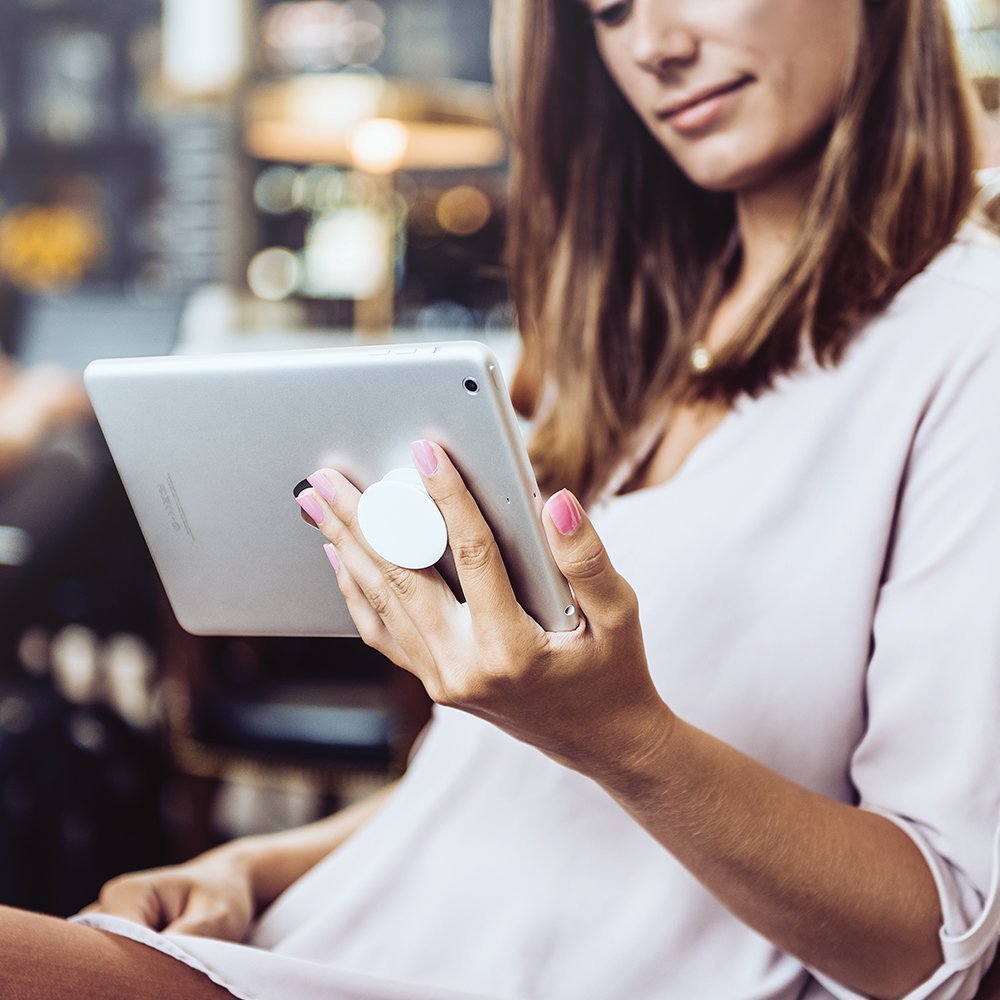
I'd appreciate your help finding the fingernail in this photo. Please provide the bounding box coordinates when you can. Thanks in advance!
[307,471,336,505]
[296,490,324,525]
[546,489,581,535]
[324,543,340,574]
[411,440,438,476]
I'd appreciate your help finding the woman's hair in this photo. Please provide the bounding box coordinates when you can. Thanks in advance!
[492,0,990,503]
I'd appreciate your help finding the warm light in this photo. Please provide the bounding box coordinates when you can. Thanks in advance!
[436,185,492,236]
[244,75,506,169]
[348,118,410,174]
[287,73,383,137]
[0,204,104,292]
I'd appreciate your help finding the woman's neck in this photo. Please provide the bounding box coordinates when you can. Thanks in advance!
[732,161,817,297]
[698,164,817,357]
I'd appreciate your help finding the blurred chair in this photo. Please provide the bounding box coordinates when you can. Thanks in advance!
[156,608,431,856]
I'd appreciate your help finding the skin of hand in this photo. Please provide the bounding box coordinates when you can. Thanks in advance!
[296,441,944,999]
[298,441,670,774]
[79,783,397,939]
[78,848,256,941]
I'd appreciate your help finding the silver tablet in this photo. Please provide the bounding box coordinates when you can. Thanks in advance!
[84,340,578,637]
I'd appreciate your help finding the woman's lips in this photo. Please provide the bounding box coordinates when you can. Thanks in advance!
[657,77,753,135]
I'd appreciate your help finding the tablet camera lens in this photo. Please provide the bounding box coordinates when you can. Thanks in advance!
[464,377,479,394]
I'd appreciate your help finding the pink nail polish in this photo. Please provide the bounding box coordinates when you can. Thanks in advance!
[324,543,340,574]
[307,471,336,505]
[546,490,581,535]
[411,440,438,476]
[296,490,324,525]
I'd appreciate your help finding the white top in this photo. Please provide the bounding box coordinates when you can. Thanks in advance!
[78,227,1000,1000]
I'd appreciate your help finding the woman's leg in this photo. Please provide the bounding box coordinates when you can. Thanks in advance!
[0,905,234,1000]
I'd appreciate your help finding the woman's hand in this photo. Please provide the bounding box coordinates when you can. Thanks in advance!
[79,847,256,941]
[295,440,673,775]
[79,785,396,942]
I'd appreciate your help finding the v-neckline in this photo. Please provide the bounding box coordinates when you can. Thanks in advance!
[606,396,747,504]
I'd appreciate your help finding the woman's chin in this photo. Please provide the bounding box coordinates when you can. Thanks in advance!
[678,159,776,196]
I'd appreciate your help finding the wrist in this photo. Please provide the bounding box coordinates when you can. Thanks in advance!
[581,695,680,792]
[203,835,274,907]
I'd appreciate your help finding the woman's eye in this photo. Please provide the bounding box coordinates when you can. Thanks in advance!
[589,2,629,28]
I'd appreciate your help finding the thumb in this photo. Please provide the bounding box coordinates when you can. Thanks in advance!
[543,489,629,616]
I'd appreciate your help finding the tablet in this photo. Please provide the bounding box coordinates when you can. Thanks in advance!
[84,340,578,637]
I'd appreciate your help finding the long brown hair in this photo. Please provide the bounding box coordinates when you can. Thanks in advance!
[492,0,989,504]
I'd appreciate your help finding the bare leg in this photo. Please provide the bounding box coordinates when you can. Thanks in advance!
[0,905,233,1000]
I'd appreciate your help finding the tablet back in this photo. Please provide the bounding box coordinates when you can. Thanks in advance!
[84,341,577,637]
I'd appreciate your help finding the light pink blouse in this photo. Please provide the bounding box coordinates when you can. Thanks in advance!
[78,226,1000,1000]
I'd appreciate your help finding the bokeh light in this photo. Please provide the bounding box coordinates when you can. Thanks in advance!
[348,118,410,174]
[435,185,492,236]
[252,165,300,216]
[246,246,301,301]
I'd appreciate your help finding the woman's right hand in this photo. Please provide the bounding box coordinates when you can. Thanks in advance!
[79,845,257,941]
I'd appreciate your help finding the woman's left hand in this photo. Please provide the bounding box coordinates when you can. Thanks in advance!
[295,440,672,774]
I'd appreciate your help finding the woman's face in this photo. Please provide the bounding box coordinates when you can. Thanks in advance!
[584,0,864,193]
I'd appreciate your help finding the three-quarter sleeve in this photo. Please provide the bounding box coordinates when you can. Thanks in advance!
[816,312,1000,999]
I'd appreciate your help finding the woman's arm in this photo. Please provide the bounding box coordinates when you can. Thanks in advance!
[229,780,398,911]
[588,709,942,1000]
[301,450,947,1000]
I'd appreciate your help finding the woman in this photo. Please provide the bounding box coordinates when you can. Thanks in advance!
[3,1,999,998]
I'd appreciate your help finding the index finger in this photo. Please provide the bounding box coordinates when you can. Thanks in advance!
[410,440,532,640]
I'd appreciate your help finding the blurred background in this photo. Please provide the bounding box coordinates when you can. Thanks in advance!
[0,0,997,919]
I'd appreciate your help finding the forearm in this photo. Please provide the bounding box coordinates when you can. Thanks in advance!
[217,780,398,910]
[587,707,942,1000]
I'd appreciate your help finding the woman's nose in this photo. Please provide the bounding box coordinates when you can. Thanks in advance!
[629,3,698,73]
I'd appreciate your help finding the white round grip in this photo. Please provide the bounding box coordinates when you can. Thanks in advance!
[356,471,447,570]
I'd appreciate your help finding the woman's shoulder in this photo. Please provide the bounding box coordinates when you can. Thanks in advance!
[907,221,1000,315]
[832,222,1000,404]
[869,222,1000,364]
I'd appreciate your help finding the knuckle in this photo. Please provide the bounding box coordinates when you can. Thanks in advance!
[604,582,640,631]
[355,621,391,658]
[338,502,361,534]
[362,582,395,618]
[429,478,466,509]
[99,874,134,900]
[452,537,494,574]
[323,517,354,548]
[382,562,417,600]
[561,540,607,581]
